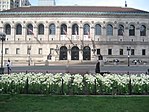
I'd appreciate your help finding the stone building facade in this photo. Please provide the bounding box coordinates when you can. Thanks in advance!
[0,6,149,66]
[0,0,30,11]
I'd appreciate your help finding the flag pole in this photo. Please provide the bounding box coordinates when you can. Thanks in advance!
[63,28,74,45]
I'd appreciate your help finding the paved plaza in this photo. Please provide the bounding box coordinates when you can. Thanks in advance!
[3,62,149,74]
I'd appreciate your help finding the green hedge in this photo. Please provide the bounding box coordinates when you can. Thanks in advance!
[0,72,149,95]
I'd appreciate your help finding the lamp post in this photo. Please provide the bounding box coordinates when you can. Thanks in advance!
[127,46,132,95]
[0,32,6,74]
[66,45,71,72]
[127,47,131,67]
[27,46,31,66]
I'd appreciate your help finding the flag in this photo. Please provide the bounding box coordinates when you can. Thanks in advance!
[28,28,34,35]
[87,30,90,38]
[63,28,67,35]
[63,28,74,45]
[27,28,41,44]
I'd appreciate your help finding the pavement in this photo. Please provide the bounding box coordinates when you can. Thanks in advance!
[2,61,149,74]
[1,60,149,74]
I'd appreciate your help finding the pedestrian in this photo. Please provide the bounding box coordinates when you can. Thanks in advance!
[148,69,149,75]
[6,59,11,74]
[95,61,100,73]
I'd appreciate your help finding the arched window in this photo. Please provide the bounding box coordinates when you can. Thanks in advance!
[95,24,101,35]
[38,24,44,35]
[83,46,91,60]
[71,46,79,60]
[16,24,22,35]
[83,24,90,35]
[49,23,55,35]
[129,25,135,36]
[107,24,113,36]
[72,24,79,35]
[27,24,33,35]
[5,24,11,35]
[61,24,67,35]
[140,25,146,36]
[118,24,124,36]
[59,46,67,60]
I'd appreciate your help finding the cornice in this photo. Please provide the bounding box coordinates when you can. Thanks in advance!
[0,11,149,16]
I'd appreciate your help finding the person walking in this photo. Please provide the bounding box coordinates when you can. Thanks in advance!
[6,59,11,74]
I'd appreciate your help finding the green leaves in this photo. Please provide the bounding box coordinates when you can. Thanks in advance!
[0,73,149,95]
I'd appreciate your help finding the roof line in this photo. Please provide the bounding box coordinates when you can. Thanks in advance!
[0,12,149,16]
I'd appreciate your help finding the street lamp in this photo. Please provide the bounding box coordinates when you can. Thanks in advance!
[27,46,31,66]
[127,46,131,67]
[66,45,71,72]
[0,32,6,74]
[127,46,132,95]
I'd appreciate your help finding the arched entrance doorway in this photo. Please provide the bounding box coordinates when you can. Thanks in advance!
[83,46,91,60]
[71,46,79,60]
[59,46,67,60]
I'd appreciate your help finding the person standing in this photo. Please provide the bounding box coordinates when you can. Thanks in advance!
[7,59,11,74]
[95,61,100,73]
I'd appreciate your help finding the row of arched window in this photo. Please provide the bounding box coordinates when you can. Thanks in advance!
[4,23,147,36]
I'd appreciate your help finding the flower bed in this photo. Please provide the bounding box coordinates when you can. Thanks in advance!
[0,73,149,95]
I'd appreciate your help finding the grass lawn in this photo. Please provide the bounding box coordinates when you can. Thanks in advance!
[0,95,149,112]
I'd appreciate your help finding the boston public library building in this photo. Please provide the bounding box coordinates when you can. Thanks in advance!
[0,6,149,66]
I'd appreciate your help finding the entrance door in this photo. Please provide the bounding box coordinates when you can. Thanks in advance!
[71,46,79,60]
[59,46,67,60]
[83,46,91,60]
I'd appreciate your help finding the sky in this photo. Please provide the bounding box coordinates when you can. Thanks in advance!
[29,0,149,12]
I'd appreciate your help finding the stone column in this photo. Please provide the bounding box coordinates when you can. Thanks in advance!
[147,27,149,41]
[33,26,38,41]
[79,26,83,61]
[90,25,96,60]
[11,26,15,41]
[45,24,49,41]
[136,26,140,41]
[79,26,83,41]
[79,49,83,62]
[67,26,71,40]
[68,50,71,61]
[102,25,106,41]
[22,21,27,41]
[125,27,129,41]
[56,26,60,41]
[22,26,27,41]
[0,21,4,32]
[113,26,117,38]
[90,26,94,40]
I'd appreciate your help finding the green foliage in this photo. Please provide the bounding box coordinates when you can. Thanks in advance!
[0,95,149,112]
[0,73,149,95]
